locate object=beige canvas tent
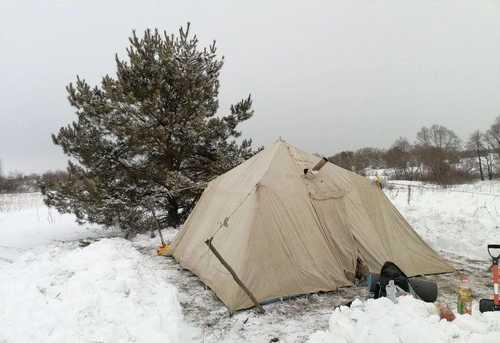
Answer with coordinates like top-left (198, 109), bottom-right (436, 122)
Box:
top-left (171, 140), bottom-right (453, 311)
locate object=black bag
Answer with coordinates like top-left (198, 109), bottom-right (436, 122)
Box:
top-left (373, 261), bottom-right (410, 299)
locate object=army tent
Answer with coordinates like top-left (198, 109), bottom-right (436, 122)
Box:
top-left (171, 140), bottom-right (453, 311)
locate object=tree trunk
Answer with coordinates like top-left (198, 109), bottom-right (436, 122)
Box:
top-left (477, 149), bottom-right (484, 181)
top-left (486, 157), bottom-right (494, 180)
top-left (167, 199), bottom-right (181, 228)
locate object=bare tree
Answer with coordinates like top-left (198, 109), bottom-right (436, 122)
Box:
top-left (466, 130), bottom-right (485, 180)
top-left (415, 125), bottom-right (462, 183)
top-left (329, 148), bottom-right (386, 174)
top-left (416, 124), bottom-right (461, 151)
top-left (480, 116), bottom-right (500, 180)
top-left (392, 137), bottom-right (412, 153)
top-left (354, 147), bottom-right (385, 171)
top-left (384, 137), bottom-right (419, 180)
top-left (329, 151), bottom-right (355, 171)
top-left (487, 116), bottom-right (500, 148)
top-left (482, 132), bottom-right (497, 180)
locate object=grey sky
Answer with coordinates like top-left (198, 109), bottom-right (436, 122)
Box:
top-left (1, 0), bottom-right (500, 174)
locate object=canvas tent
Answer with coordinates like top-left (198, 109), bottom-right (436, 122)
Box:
top-left (171, 140), bottom-right (453, 311)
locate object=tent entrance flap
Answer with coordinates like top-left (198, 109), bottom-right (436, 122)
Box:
top-left (204, 237), bottom-right (265, 313)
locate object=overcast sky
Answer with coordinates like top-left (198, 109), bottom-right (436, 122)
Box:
top-left (1, 0), bottom-right (500, 174)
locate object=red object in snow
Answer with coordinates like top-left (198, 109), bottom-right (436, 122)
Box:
top-left (493, 256), bottom-right (500, 306)
top-left (479, 244), bottom-right (500, 312)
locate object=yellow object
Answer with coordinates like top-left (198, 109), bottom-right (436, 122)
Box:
top-left (157, 244), bottom-right (172, 256)
top-left (457, 277), bottom-right (473, 314)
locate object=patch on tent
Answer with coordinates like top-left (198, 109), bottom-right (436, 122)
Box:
top-left (305, 174), bottom-right (349, 200)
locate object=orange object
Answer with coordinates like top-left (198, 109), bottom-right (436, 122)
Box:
top-left (157, 244), bottom-right (171, 256)
top-left (492, 255), bottom-right (500, 306)
top-left (436, 303), bottom-right (455, 321)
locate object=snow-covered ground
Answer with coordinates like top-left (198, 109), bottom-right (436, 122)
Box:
top-left (1, 181), bottom-right (500, 342)
top-left (0, 192), bottom-right (103, 259)
top-left (385, 180), bottom-right (500, 261)
top-left (0, 239), bottom-right (194, 343)
top-left (0, 192), bottom-right (119, 268)
top-left (307, 296), bottom-right (500, 343)
top-left (0, 193), bottom-right (196, 343)
top-left (132, 232), bottom-right (369, 343)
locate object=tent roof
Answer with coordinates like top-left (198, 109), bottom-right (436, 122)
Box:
top-left (172, 140), bottom-right (454, 311)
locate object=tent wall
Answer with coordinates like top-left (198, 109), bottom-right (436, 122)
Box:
top-left (172, 140), bottom-right (454, 311)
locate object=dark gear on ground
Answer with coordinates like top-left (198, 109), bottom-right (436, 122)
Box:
top-left (368, 261), bottom-right (438, 303)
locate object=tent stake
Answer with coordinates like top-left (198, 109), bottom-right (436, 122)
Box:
top-left (205, 237), bottom-right (265, 314)
top-left (150, 208), bottom-right (165, 245)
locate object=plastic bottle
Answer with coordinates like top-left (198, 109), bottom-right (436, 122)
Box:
top-left (457, 277), bottom-right (473, 315)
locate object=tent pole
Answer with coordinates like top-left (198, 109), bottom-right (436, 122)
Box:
top-left (205, 237), bottom-right (265, 314)
top-left (312, 157), bottom-right (329, 171)
top-left (150, 208), bottom-right (165, 245)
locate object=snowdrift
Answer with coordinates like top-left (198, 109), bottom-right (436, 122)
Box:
top-left (0, 238), bottom-right (192, 343)
top-left (307, 296), bottom-right (500, 343)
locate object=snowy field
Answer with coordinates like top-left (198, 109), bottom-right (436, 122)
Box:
top-left (385, 180), bottom-right (500, 261)
top-left (1, 182), bottom-right (500, 342)
top-left (0, 193), bottom-right (196, 342)
top-left (0, 192), bottom-right (103, 260)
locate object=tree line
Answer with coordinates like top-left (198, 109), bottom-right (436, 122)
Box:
top-left (329, 118), bottom-right (500, 184)
top-left (0, 170), bottom-right (66, 194)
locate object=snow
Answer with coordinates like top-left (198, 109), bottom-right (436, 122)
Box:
top-left (307, 296), bottom-right (500, 343)
top-left (0, 193), bottom-right (195, 343)
top-left (2, 180), bottom-right (500, 343)
top-left (0, 193), bottom-right (102, 251)
top-left (131, 232), bottom-right (367, 343)
top-left (385, 181), bottom-right (500, 260)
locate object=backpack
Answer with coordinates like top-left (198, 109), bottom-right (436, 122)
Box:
top-left (373, 261), bottom-right (410, 299)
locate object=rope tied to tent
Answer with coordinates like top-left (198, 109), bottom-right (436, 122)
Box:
top-left (209, 184), bottom-right (257, 240)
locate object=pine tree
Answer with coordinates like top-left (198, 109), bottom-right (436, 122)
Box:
top-left (42, 24), bottom-right (256, 235)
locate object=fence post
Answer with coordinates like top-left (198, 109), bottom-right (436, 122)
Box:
top-left (407, 185), bottom-right (411, 205)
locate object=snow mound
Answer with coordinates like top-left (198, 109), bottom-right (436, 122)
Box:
top-left (0, 238), bottom-right (192, 343)
top-left (307, 296), bottom-right (500, 343)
